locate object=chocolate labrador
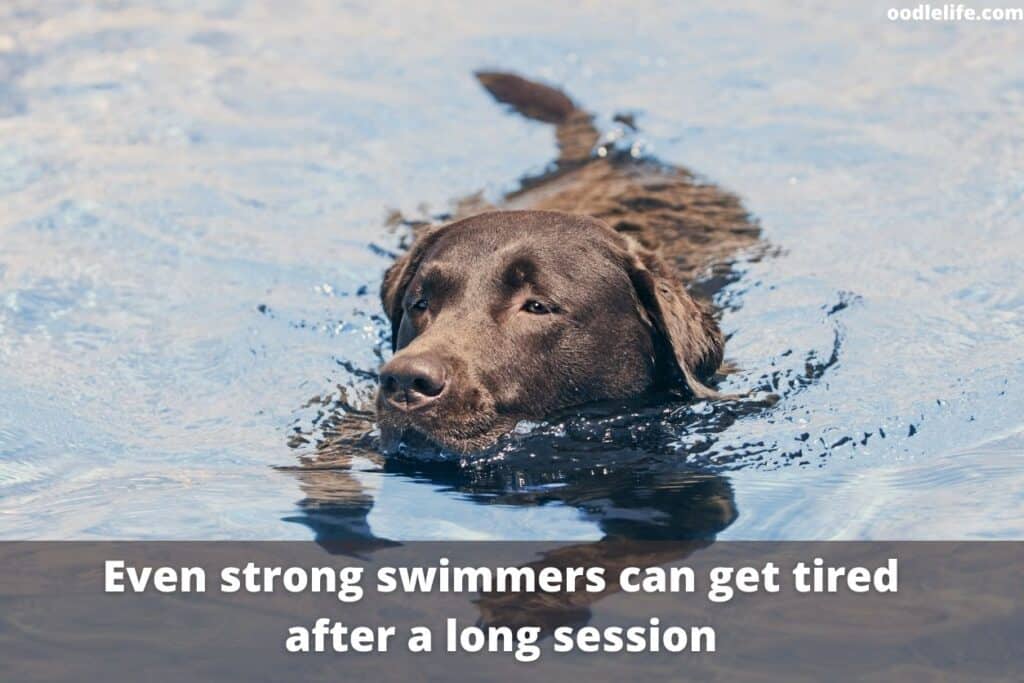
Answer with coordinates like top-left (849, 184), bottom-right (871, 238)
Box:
top-left (377, 72), bottom-right (760, 455)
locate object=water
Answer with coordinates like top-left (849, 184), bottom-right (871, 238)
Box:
top-left (1, 1), bottom-right (1022, 540)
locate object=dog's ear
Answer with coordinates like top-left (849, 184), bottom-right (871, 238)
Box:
top-left (622, 239), bottom-right (724, 399)
top-left (380, 226), bottom-right (447, 351)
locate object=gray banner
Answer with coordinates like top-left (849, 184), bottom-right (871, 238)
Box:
top-left (1, 542), bottom-right (1020, 681)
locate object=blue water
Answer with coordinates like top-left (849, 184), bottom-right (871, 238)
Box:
top-left (1, 1), bottom-right (1022, 539)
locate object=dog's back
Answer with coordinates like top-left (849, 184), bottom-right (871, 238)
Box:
top-left (472, 71), bottom-right (760, 286)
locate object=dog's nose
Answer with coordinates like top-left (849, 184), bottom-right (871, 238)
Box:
top-left (379, 353), bottom-right (448, 410)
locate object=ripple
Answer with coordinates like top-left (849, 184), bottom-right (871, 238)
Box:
top-left (2, 1), bottom-right (1022, 540)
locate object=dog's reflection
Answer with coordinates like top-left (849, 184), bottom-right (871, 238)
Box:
top-left (281, 413), bottom-right (736, 635)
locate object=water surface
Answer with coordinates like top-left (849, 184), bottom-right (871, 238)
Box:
top-left (1, 1), bottom-right (1022, 539)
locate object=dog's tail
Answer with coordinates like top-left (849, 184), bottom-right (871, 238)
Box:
top-left (475, 71), bottom-right (600, 165)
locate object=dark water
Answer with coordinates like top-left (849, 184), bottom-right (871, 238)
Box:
top-left (1, 2), bottom-right (1022, 540)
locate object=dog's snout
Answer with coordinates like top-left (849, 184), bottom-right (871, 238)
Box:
top-left (380, 353), bottom-right (448, 410)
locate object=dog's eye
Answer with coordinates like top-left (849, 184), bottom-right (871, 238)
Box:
top-left (410, 298), bottom-right (429, 312)
top-left (522, 299), bottom-right (551, 315)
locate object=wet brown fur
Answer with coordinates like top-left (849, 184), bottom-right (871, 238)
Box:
top-left (469, 71), bottom-right (759, 284)
top-left (375, 72), bottom-right (761, 455)
top-left (286, 72), bottom-right (755, 629)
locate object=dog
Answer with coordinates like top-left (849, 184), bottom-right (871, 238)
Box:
top-left (283, 72), bottom-right (756, 631)
top-left (376, 72), bottom-right (760, 456)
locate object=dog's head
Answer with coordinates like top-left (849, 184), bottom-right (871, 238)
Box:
top-left (376, 210), bottom-right (723, 454)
